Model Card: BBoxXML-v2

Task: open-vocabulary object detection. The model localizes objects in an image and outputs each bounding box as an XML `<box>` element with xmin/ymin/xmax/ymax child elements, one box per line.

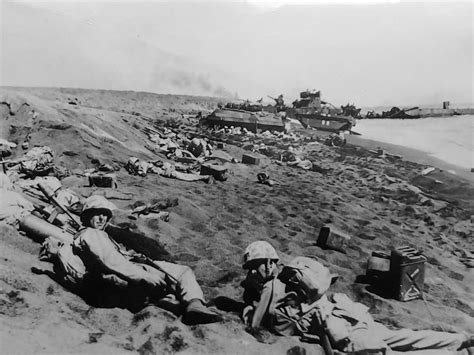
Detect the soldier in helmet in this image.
<box><xmin>240</xmin><ymin>240</ymin><xmax>473</xmax><ymax>354</ymax></box>
<box><xmin>72</xmin><ymin>195</ymin><xmax>222</xmax><ymax>325</ymax></box>
<box><xmin>240</xmin><ymin>240</ymin><xmax>280</xmax><ymax>328</ymax></box>
<box><xmin>270</xmin><ymin>94</ymin><xmax>285</xmax><ymax>112</ymax></box>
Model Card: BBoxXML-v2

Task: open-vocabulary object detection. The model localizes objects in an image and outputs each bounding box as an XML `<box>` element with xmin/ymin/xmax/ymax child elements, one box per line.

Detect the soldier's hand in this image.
<box><xmin>245</xmin><ymin>326</ymin><xmax>277</xmax><ymax>344</ymax></box>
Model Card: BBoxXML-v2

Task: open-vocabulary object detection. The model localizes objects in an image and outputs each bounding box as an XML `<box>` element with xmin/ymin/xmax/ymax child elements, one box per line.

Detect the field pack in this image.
<box><xmin>20</xmin><ymin>146</ymin><xmax>54</xmax><ymax>176</ymax></box>
<box><xmin>278</xmin><ymin>256</ymin><xmax>332</xmax><ymax>303</ymax></box>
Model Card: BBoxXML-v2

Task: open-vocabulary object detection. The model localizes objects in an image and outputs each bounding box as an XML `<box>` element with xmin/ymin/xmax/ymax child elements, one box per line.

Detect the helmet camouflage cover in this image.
<box><xmin>242</xmin><ymin>240</ymin><xmax>279</xmax><ymax>269</ymax></box>
<box><xmin>81</xmin><ymin>195</ymin><xmax>117</xmax><ymax>219</ymax></box>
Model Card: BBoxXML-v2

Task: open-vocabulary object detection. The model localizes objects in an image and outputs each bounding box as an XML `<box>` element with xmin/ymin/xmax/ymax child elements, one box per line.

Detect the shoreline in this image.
<box><xmin>347</xmin><ymin>134</ymin><xmax>474</xmax><ymax>182</ymax></box>
<box><xmin>1</xmin><ymin>86</ymin><xmax>474</xmax><ymax>354</ymax></box>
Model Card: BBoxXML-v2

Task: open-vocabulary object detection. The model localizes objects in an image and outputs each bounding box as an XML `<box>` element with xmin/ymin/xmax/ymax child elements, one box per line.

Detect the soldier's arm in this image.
<box><xmin>250</xmin><ymin>281</ymin><xmax>273</xmax><ymax>329</ymax></box>
<box><xmin>74</xmin><ymin>229</ymin><xmax>163</xmax><ymax>286</ymax></box>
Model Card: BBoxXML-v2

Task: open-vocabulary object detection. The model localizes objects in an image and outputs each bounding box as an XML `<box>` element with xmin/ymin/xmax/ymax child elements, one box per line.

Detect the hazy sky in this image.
<box><xmin>1</xmin><ymin>0</ymin><xmax>472</xmax><ymax>107</ymax></box>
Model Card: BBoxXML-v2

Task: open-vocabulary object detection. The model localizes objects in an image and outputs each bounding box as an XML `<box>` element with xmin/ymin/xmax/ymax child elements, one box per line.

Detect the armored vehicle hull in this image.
<box><xmin>287</xmin><ymin>109</ymin><xmax>356</xmax><ymax>132</ymax></box>
<box><xmin>285</xmin><ymin>90</ymin><xmax>357</xmax><ymax>132</ymax></box>
<box><xmin>200</xmin><ymin>109</ymin><xmax>286</xmax><ymax>133</ymax></box>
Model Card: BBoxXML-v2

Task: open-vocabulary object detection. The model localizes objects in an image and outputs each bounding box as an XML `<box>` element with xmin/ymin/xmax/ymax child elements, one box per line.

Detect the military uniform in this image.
<box><xmin>241</xmin><ymin>245</ymin><xmax>469</xmax><ymax>355</ymax></box>
<box><xmin>72</xmin><ymin>227</ymin><xmax>205</xmax><ymax>304</ymax></box>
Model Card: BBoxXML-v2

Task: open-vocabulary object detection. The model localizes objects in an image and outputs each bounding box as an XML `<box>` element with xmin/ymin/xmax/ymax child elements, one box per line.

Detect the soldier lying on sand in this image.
<box><xmin>41</xmin><ymin>195</ymin><xmax>222</xmax><ymax>325</ymax></box>
<box><xmin>126</xmin><ymin>157</ymin><xmax>214</xmax><ymax>183</ymax></box>
<box><xmin>240</xmin><ymin>240</ymin><xmax>474</xmax><ymax>354</ymax></box>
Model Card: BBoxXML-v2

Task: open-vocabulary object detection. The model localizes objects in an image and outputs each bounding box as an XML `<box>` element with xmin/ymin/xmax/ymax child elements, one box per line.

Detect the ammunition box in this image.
<box><xmin>88</xmin><ymin>173</ymin><xmax>118</xmax><ymax>188</ymax></box>
<box><xmin>366</xmin><ymin>251</ymin><xmax>391</xmax><ymax>280</ymax></box>
<box><xmin>390</xmin><ymin>246</ymin><xmax>426</xmax><ymax>302</ymax></box>
<box><xmin>216</xmin><ymin>142</ymin><xmax>226</xmax><ymax>149</ymax></box>
<box><xmin>242</xmin><ymin>154</ymin><xmax>260</xmax><ymax>165</ymax></box>
<box><xmin>200</xmin><ymin>164</ymin><xmax>228</xmax><ymax>181</ymax></box>
<box><xmin>316</xmin><ymin>226</ymin><xmax>350</xmax><ymax>253</ymax></box>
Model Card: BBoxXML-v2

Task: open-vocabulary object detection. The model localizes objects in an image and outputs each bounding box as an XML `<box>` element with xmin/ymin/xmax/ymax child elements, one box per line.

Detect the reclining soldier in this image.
<box><xmin>240</xmin><ymin>240</ymin><xmax>474</xmax><ymax>354</ymax></box>
<box><xmin>69</xmin><ymin>195</ymin><xmax>221</xmax><ymax>325</ymax></box>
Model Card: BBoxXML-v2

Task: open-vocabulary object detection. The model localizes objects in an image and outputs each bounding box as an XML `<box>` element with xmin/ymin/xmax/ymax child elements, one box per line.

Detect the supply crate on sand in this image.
<box><xmin>242</xmin><ymin>154</ymin><xmax>260</xmax><ymax>165</ymax></box>
<box><xmin>200</xmin><ymin>164</ymin><xmax>228</xmax><ymax>181</ymax></box>
<box><xmin>88</xmin><ymin>173</ymin><xmax>118</xmax><ymax>188</ymax></box>
<box><xmin>316</xmin><ymin>226</ymin><xmax>350</xmax><ymax>253</ymax></box>
<box><xmin>390</xmin><ymin>246</ymin><xmax>427</xmax><ymax>301</ymax></box>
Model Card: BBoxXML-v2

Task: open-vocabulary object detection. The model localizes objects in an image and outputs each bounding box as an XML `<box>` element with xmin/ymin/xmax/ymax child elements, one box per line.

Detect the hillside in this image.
<box><xmin>1</xmin><ymin>86</ymin><xmax>473</xmax><ymax>354</ymax></box>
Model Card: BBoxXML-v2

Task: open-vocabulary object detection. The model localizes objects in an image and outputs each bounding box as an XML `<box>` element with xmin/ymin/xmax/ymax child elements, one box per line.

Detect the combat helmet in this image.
<box><xmin>81</xmin><ymin>195</ymin><xmax>116</xmax><ymax>221</ymax></box>
<box><xmin>40</xmin><ymin>176</ymin><xmax>62</xmax><ymax>194</ymax></box>
<box><xmin>242</xmin><ymin>240</ymin><xmax>279</xmax><ymax>269</ymax></box>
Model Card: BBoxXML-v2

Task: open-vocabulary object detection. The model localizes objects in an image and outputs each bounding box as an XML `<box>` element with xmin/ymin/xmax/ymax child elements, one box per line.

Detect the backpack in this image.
<box><xmin>20</xmin><ymin>146</ymin><xmax>54</xmax><ymax>176</ymax></box>
<box><xmin>278</xmin><ymin>256</ymin><xmax>333</xmax><ymax>303</ymax></box>
<box><xmin>40</xmin><ymin>237</ymin><xmax>86</xmax><ymax>286</ymax></box>
<box><xmin>276</xmin><ymin>257</ymin><xmax>387</xmax><ymax>353</ymax></box>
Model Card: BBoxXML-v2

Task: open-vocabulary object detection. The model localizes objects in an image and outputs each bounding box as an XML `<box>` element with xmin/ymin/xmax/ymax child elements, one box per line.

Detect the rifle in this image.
<box><xmin>37</xmin><ymin>182</ymin><xmax>81</xmax><ymax>230</ymax></box>
<box><xmin>311</xmin><ymin>308</ymin><xmax>334</xmax><ymax>355</ymax></box>
<box><xmin>0</xmin><ymin>159</ymin><xmax>22</xmax><ymax>165</ymax></box>
<box><xmin>128</xmin><ymin>252</ymin><xmax>179</xmax><ymax>284</ymax></box>
<box><xmin>0</xmin><ymin>158</ymin><xmax>22</xmax><ymax>173</ymax></box>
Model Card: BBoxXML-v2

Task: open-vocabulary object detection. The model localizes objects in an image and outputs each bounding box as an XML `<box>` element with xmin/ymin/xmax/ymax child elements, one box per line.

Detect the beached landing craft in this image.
<box><xmin>200</xmin><ymin>90</ymin><xmax>359</xmax><ymax>134</ymax></box>
<box><xmin>199</xmin><ymin>106</ymin><xmax>287</xmax><ymax>133</ymax></box>
<box><xmin>285</xmin><ymin>90</ymin><xmax>358</xmax><ymax>132</ymax></box>
<box><xmin>365</xmin><ymin>106</ymin><xmax>420</xmax><ymax>119</ymax></box>
<box><xmin>363</xmin><ymin>102</ymin><xmax>474</xmax><ymax>119</ymax></box>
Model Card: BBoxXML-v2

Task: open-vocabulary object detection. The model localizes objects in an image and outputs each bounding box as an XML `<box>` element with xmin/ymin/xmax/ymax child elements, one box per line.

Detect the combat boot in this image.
<box><xmin>182</xmin><ymin>299</ymin><xmax>222</xmax><ymax>325</ymax></box>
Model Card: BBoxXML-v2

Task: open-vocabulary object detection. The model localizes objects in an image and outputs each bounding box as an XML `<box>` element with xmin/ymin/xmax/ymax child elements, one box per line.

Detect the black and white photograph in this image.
<box><xmin>0</xmin><ymin>0</ymin><xmax>473</xmax><ymax>353</ymax></box>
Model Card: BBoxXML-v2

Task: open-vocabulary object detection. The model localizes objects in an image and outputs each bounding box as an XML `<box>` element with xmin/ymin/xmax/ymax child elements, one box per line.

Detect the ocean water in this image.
<box><xmin>355</xmin><ymin>115</ymin><xmax>473</xmax><ymax>170</ymax></box>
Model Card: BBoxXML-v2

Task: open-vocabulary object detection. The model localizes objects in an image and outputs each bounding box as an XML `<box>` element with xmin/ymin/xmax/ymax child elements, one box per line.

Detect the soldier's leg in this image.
<box><xmin>152</xmin><ymin>260</ymin><xmax>205</xmax><ymax>303</ymax></box>
<box><xmin>373</xmin><ymin>322</ymin><xmax>466</xmax><ymax>352</ymax></box>
<box><xmin>152</xmin><ymin>260</ymin><xmax>221</xmax><ymax>325</ymax></box>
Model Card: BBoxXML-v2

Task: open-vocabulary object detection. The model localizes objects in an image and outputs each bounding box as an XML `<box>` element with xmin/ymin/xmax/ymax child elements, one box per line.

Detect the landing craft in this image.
<box><xmin>365</xmin><ymin>106</ymin><xmax>420</xmax><ymax>119</ymax></box>
<box><xmin>283</xmin><ymin>90</ymin><xmax>358</xmax><ymax>132</ymax></box>
<box><xmin>199</xmin><ymin>102</ymin><xmax>287</xmax><ymax>133</ymax></box>
<box><xmin>200</xmin><ymin>90</ymin><xmax>359</xmax><ymax>134</ymax></box>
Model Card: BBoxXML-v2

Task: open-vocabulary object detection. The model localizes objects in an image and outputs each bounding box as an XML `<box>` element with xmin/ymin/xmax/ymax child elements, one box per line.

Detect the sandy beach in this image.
<box><xmin>347</xmin><ymin>135</ymin><xmax>474</xmax><ymax>182</ymax></box>
<box><xmin>0</xmin><ymin>87</ymin><xmax>473</xmax><ymax>355</ymax></box>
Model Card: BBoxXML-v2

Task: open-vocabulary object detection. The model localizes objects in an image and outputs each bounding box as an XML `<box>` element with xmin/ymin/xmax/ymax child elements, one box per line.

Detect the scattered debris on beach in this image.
<box><xmin>1</xmin><ymin>87</ymin><xmax>473</xmax><ymax>354</ymax></box>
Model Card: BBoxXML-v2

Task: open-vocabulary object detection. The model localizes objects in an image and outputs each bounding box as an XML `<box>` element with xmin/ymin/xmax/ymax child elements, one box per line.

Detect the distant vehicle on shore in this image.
<box><xmin>203</xmin><ymin>90</ymin><xmax>360</xmax><ymax>133</ymax></box>
<box><xmin>363</xmin><ymin>101</ymin><xmax>474</xmax><ymax>119</ymax></box>
<box><xmin>283</xmin><ymin>90</ymin><xmax>358</xmax><ymax>132</ymax></box>
<box><xmin>365</xmin><ymin>106</ymin><xmax>420</xmax><ymax>119</ymax></box>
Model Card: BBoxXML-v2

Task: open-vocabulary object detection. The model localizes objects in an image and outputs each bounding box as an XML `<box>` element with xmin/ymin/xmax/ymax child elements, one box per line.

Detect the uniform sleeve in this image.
<box><xmin>73</xmin><ymin>228</ymin><xmax>159</xmax><ymax>286</ymax></box>
<box><xmin>251</xmin><ymin>281</ymin><xmax>273</xmax><ymax>329</ymax></box>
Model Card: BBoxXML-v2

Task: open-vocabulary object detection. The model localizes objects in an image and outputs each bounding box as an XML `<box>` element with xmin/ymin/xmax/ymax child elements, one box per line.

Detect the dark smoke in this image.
<box><xmin>154</xmin><ymin>67</ymin><xmax>233</xmax><ymax>98</ymax></box>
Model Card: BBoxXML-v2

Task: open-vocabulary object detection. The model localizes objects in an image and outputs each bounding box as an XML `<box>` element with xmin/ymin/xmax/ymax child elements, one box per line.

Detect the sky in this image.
<box><xmin>0</xmin><ymin>0</ymin><xmax>472</xmax><ymax>107</ymax></box>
